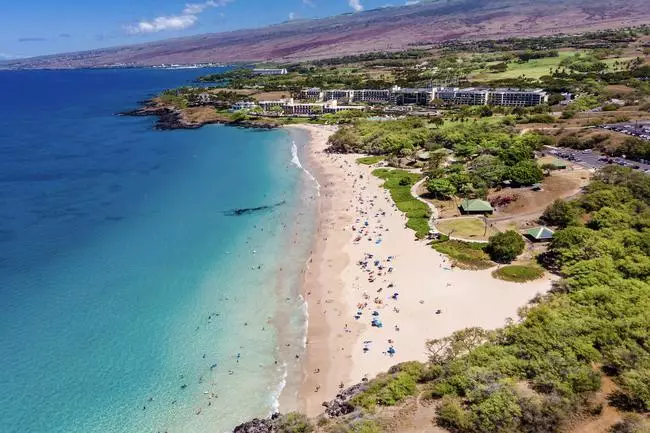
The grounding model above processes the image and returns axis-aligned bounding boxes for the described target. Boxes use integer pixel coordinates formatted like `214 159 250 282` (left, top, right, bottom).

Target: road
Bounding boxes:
544 146 650 173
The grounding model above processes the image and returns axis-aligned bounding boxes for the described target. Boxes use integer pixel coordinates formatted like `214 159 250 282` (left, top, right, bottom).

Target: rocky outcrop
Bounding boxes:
322 382 368 418
233 414 279 433
119 102 279 131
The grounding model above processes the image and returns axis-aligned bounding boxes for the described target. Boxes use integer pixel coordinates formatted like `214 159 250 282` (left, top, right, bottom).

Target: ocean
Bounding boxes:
0 69 317 432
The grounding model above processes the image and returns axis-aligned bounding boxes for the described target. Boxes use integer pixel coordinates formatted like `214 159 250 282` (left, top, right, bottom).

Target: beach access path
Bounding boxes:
287 124 554 417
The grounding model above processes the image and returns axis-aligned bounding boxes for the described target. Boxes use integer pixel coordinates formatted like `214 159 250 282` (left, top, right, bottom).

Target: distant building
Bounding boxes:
258 99 291 111
459 199 494 214
256 98 364 116
231 101 257 111
294 86 548 108
488 89 548 107
252 68 288 76
322 100 366 114
433 88 489 105
352 89 392 103
324 89 355 104
300 88 324 101
391 87 434 106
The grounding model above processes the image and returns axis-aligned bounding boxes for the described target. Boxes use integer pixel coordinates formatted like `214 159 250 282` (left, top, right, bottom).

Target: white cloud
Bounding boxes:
289 12 296 20
126 0 233 34
302 0 315 6
348 0 364 12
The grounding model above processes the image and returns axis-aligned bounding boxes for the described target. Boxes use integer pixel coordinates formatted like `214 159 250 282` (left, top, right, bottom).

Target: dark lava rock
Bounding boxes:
119 103 280 131
233 417 276 433
322 382 368 418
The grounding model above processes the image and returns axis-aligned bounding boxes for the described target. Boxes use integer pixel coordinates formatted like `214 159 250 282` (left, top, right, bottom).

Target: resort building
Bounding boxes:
433 88 490 105
231 101 258 111
459 199 494 215
322 100 366 114
252 68 288 76
300 88 324 101
323 89 355 103
255 98 365 116
258 99 291 111
352 89 392 103
390 87 435 106
487 89 549 107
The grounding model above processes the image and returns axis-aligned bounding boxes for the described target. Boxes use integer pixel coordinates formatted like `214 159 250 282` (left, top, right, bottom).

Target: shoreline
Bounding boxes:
286 124 555 418
120 103 281 131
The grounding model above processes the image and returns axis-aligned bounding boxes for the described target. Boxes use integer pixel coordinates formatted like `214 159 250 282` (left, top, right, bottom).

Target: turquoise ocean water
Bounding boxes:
0 69 316 432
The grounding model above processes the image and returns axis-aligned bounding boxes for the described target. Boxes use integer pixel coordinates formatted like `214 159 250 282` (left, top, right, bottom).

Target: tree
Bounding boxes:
427 178 457 200
426 327 490 365
470 155 507 187
507 160 544 186
540 199 580 228
486 231 525 263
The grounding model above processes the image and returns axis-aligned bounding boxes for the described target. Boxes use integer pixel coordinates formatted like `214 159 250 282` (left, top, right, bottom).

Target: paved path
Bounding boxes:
410 178 488 243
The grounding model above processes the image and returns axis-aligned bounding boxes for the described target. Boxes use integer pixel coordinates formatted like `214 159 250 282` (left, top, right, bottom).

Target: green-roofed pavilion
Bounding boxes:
459 198 494 214
526 226 554 242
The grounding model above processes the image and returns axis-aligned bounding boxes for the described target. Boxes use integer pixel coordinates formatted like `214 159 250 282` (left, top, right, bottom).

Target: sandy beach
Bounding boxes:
287 124 553 417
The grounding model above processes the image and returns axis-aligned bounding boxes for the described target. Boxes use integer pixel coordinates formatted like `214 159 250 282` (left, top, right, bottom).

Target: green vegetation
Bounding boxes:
435 218 497 240
431 239 493 269
492 264 545 283
316 165 647 432
350 371 418 410
372 169 430 239
540 199 581 228
276 413 314 433
356 156 386 165
486 230 526 263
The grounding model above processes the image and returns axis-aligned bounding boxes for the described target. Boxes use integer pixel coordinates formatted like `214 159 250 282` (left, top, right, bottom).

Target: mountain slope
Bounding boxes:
5 0 650 69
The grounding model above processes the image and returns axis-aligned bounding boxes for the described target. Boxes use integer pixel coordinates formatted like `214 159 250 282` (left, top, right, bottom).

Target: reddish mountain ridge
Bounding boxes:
5 0 650 69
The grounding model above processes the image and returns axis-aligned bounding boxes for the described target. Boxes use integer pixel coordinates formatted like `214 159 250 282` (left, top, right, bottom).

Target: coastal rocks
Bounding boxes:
233 416 277 433
322 382 368 418
119 101 280 131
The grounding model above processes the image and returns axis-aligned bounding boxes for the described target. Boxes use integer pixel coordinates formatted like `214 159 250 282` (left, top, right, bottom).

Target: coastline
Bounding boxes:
287 124 555 417
120 103 281 130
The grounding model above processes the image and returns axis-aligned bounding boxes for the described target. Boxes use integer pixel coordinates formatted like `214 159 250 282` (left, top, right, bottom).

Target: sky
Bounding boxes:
0 0 421 59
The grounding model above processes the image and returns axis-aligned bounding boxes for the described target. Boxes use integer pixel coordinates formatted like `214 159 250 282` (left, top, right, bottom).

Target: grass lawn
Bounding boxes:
492 264 545 283
357 155 386 165
372 168 431 239
436 217 499 241
474 51 635 81
431 239 493 270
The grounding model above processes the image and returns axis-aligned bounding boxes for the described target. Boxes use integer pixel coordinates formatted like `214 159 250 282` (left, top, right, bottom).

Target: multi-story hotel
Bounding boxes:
252 68 288 76
390 87 435 105
487 89 549 106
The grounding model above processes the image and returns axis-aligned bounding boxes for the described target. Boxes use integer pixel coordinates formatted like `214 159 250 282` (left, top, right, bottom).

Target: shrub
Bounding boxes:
609 414 650 433
486 231 525 263
276 413 314 433
350 372 417 410
540 199 581 228
437 396 472 430
492 265 544 282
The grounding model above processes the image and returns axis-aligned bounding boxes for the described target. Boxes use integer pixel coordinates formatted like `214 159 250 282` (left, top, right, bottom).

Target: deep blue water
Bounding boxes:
0 69 316 432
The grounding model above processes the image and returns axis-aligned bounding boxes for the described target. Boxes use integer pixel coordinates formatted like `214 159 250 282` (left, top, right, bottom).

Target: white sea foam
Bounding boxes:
291 140 320 196
298 294 309 349
270 362 288 415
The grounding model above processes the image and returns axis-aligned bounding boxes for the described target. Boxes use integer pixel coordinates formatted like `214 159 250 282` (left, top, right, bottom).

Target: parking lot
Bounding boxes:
600 121 650 141
544 147 650 174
